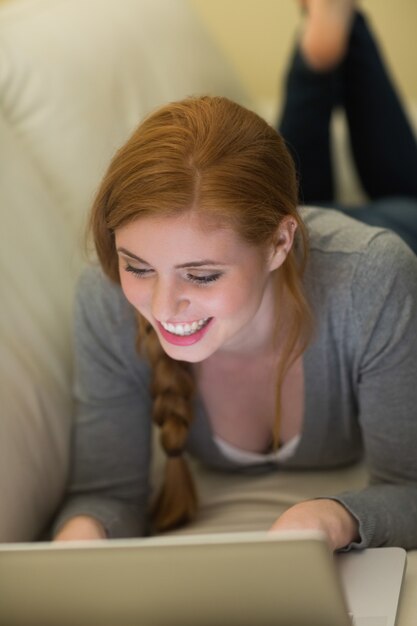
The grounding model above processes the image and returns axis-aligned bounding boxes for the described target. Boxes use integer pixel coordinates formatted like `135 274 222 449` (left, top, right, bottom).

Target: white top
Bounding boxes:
213 435 301 465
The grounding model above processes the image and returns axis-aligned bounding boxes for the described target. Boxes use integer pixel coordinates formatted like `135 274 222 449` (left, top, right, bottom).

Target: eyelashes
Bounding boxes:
124 264 222 286
188 273 222 285
124 265 151 278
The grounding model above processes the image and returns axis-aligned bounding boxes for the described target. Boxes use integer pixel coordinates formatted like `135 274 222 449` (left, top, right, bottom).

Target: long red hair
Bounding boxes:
89 96 312 531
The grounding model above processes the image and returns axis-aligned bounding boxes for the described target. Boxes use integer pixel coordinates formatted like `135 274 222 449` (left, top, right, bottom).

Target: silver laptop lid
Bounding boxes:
1 530 351 626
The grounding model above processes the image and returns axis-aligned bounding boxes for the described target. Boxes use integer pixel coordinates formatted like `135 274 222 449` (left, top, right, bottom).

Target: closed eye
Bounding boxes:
124 265 151 278
186 273 222 285
124 264 222 285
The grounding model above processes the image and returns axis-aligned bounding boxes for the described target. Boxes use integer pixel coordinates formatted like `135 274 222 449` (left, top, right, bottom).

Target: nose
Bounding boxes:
151 277 190 322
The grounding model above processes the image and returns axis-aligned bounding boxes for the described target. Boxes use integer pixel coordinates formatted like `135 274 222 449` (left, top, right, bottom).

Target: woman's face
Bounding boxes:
115 212 294 362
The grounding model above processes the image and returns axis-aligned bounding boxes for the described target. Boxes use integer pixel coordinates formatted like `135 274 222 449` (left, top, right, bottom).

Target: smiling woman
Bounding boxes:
86 95 311 531
51 94 417 552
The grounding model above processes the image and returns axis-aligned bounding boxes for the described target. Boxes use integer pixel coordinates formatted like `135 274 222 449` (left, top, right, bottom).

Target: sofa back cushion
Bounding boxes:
0 0 247 541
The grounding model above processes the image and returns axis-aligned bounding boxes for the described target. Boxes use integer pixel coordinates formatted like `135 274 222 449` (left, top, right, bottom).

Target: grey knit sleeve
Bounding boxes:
329 232 417 550
51 266 153 539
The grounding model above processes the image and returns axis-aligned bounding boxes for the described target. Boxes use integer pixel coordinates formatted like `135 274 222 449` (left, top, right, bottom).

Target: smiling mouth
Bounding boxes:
160 317 211 336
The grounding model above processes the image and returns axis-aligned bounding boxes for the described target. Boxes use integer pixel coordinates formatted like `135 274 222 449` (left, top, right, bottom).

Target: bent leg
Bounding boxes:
344 12 417 199
278 46 342 204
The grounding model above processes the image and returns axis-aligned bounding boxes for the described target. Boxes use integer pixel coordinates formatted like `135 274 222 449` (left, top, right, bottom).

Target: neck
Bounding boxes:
217 274 286 360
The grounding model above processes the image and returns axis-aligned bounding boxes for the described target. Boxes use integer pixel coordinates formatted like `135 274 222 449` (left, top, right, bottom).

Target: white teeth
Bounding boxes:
161 318 209 336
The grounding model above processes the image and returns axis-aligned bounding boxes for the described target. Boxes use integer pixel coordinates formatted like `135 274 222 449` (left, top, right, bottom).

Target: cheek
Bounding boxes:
209 277 259 318
119 274 150 312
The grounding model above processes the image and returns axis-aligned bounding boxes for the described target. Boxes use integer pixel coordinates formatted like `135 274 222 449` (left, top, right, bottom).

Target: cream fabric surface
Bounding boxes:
0 0 247 542
0 107 76 540
152 445 370 537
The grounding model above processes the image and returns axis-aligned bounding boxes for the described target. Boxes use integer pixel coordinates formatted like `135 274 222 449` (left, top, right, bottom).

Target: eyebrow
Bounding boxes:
116 247 228 269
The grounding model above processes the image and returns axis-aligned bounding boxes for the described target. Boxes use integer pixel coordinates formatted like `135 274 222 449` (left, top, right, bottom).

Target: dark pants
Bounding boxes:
278 11 417 254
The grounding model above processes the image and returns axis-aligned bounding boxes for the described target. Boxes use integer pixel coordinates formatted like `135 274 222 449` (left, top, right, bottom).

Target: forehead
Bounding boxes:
115 212 262 262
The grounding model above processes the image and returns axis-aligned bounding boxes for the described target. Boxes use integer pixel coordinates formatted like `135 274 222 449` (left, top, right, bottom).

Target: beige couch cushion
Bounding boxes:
0 108 76 541
0 0 247 542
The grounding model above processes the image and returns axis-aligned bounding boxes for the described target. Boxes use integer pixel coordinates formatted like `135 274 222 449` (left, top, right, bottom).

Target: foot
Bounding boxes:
299 0 355 71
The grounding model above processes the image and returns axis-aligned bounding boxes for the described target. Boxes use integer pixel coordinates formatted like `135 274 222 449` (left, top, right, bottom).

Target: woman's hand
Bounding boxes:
53 515 107 541
269 498 360 551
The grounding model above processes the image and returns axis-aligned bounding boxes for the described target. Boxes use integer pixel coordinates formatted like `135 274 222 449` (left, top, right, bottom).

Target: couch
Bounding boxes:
1 1 416 623
0 0 249 543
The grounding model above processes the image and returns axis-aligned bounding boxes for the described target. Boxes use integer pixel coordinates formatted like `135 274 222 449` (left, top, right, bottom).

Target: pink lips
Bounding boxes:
157 318 213 346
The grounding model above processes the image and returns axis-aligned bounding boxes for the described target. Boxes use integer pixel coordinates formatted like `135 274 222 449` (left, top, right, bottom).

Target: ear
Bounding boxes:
267 216 298 272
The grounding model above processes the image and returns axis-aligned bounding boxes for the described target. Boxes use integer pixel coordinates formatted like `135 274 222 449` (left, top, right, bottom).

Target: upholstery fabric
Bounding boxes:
0 0 247 542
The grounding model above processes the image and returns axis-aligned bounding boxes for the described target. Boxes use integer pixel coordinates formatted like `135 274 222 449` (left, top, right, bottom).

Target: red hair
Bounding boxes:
89 96 312 531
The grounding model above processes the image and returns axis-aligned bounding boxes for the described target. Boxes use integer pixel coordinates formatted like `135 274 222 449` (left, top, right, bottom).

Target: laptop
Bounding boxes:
0 529 406 626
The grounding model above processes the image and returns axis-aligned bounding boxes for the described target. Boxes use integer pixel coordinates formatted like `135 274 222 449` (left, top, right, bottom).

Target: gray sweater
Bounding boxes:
52 207 417 549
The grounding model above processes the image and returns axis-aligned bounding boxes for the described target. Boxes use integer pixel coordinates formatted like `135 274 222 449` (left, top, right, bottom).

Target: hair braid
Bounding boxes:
136 313 198 531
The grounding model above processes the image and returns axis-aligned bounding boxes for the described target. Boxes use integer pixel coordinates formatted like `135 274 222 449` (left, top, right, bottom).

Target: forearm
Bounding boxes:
51 495 148 540
329 483 417 550
271 481 417 551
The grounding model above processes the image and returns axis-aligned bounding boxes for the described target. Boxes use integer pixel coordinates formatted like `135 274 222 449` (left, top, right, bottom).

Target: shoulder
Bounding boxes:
300 205 417 291
73 266 152 409
74 264 142 368
300 207 417 352
300 205 404 255
75 264 135 327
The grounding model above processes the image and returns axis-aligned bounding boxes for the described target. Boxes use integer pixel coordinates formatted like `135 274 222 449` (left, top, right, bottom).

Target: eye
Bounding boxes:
186 273 222 285
124 264 152 278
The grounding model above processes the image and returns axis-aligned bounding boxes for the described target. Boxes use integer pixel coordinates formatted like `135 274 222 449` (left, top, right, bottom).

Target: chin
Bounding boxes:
161 344 210 364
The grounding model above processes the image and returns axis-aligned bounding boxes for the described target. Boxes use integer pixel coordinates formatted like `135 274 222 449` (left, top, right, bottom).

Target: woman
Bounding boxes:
51 90 417 551
279 3 417 254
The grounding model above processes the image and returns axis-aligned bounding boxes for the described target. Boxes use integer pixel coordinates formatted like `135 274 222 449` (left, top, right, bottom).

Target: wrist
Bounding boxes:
322 499 360 550
270 498 360 551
